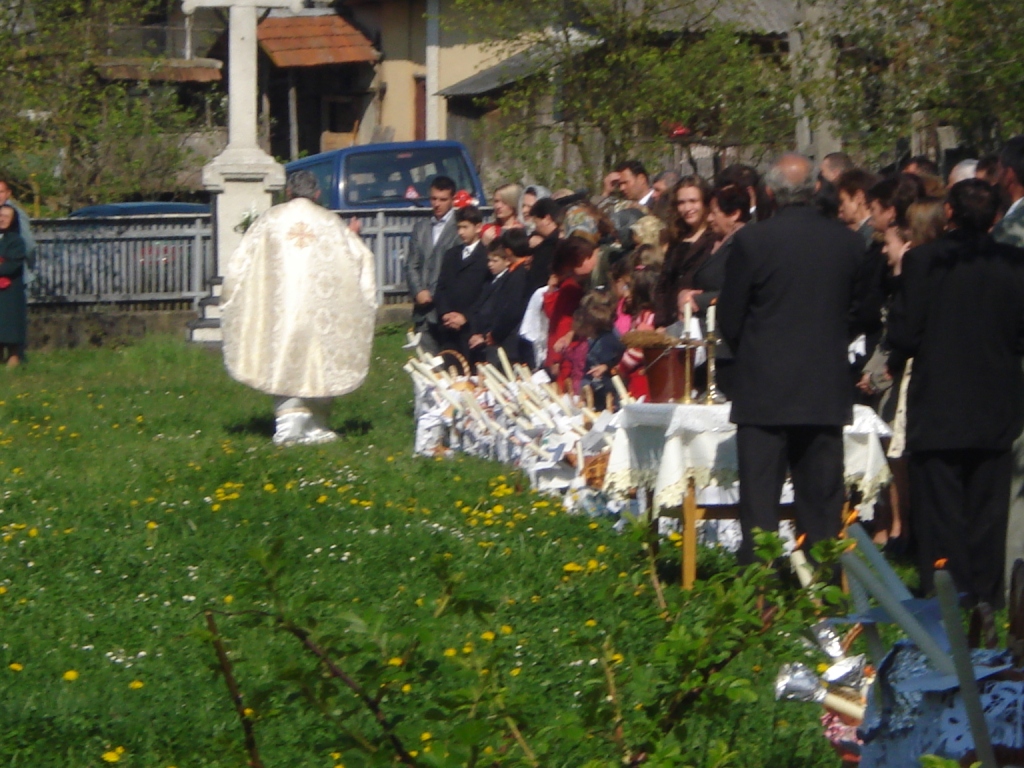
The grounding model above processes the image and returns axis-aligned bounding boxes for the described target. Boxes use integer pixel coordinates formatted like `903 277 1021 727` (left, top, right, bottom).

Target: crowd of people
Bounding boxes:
407 143 1024 609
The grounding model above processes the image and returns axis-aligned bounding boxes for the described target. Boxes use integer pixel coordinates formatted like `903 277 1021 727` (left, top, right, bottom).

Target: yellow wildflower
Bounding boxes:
0 586 7 595
28 528 37 538
563 562 584 573
387 657 404 667
401 683 412 693
9 663 23 671
421 732 432 742
510 667 522 677
243 707 255 717
223 595 234 605
316 495 328 504
610 653 624 664
101 751 121 763
585 619 597 627
146 521 158 530
129 680 144 689
596 545 608 554
443 648 457 657
480 631 496 642
62 670 79 681
500 625 513 635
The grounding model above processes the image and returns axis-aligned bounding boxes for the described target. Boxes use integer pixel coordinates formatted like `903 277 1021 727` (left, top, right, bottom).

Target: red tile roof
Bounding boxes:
258 15 379 68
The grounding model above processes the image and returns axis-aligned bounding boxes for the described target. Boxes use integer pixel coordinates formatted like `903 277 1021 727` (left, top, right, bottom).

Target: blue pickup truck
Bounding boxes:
284 140 486 211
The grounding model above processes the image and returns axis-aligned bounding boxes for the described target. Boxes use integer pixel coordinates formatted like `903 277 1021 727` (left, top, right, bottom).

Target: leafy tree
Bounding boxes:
0 0 206 214
448 0 795 189
816 0 1024 165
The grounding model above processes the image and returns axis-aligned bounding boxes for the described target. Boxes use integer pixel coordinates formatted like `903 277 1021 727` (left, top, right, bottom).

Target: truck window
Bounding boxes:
344 147 475 206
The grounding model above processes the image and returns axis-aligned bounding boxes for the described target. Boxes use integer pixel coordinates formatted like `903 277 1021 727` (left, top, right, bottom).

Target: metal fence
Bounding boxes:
28 207 487 307
29 215 214 305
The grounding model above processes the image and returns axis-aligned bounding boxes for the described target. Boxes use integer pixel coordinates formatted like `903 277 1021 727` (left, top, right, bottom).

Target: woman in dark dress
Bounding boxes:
0 205 27 367
654 175 716 327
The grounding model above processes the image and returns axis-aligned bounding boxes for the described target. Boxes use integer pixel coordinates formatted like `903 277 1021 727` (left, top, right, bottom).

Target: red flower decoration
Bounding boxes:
0 277 11 290
452 190 475 209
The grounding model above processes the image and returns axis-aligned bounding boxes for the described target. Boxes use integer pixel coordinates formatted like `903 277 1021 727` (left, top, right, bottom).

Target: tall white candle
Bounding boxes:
706 304 716 335
683 300 692 337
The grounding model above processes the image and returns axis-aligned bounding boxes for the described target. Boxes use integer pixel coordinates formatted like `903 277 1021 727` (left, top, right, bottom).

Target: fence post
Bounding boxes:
193 216 204 299
375 211 385 308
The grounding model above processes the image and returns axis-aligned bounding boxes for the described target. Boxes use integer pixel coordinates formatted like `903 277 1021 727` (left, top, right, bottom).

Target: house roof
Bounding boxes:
258 12 379 68
440 0 796 100
95 57 223 82
438 48 552 97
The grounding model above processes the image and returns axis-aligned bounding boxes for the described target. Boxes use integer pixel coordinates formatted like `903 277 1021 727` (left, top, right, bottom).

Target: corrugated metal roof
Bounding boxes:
438 48 552 97
440 1 796 99
258 14 379 68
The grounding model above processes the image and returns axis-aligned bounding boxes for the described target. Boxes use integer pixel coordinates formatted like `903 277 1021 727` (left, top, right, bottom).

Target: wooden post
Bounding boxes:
682 478 701 589
288 69 299 161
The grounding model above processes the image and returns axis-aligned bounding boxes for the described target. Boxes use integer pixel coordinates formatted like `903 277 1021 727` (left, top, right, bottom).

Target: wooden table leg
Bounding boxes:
682 478 700 590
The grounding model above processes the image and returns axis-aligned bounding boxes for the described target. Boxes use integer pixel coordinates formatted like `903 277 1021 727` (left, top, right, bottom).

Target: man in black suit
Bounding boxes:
526 197 562 296
718 154 867 564
405 176 461 352
888 180 1024 607
433 205 491 358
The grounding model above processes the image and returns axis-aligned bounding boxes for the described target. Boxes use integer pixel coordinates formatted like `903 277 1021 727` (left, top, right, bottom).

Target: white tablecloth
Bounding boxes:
603 403 892 518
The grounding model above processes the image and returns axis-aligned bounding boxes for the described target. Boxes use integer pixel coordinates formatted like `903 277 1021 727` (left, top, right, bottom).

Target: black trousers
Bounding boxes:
909 449 1011 608
736 424 845 565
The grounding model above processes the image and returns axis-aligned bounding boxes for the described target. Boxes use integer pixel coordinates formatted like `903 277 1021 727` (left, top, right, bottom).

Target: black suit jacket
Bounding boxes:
471 265 529 357
718 206 865 426
434 242 491 319
888 231 1024 451
526 232 559 296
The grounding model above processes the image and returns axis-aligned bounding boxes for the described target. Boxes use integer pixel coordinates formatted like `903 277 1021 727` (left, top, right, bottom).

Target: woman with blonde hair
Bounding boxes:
482 183 524 245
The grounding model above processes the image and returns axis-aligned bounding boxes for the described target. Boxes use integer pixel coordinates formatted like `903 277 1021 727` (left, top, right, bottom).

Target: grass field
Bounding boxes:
0 328 838 768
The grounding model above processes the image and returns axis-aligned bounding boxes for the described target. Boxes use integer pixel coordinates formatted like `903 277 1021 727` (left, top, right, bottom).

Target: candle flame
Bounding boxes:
845 510 860 526
795 534 807 548
934 558 948 569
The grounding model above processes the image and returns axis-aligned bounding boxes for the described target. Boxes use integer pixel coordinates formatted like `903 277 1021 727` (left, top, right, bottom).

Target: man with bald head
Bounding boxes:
719 153 867 564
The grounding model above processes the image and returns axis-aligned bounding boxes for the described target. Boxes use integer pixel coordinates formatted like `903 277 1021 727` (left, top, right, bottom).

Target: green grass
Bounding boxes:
0 329 837 768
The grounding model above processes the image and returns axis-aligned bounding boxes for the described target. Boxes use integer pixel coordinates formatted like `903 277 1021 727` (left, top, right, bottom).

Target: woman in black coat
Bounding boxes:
0 205 27 367
680 184 751 398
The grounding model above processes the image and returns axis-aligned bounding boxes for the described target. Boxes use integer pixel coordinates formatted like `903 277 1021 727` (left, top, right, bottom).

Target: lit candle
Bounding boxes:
789 534 814 588
706 303 716 335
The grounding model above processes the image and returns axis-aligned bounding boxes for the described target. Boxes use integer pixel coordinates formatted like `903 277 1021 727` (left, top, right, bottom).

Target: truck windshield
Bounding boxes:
344 147 476 206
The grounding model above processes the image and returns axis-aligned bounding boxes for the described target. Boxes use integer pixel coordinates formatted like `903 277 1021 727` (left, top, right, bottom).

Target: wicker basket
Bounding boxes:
583 451 610 488
438 349 472 377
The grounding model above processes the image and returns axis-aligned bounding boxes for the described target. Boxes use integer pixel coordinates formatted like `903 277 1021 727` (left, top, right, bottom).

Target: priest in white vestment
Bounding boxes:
220 170 378 445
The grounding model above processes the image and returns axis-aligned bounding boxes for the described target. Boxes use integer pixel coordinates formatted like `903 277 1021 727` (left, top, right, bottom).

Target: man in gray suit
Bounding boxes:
994 136 1024 593
406 175 460 353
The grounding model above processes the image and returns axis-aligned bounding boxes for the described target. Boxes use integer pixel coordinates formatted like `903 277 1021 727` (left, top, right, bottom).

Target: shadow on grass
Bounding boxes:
225 417 373 438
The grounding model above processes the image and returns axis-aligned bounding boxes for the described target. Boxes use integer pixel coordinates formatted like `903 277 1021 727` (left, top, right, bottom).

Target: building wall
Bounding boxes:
343 0 502 143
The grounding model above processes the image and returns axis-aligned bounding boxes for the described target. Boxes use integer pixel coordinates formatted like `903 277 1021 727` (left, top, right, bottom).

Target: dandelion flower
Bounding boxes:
596 545 608 554
316 495 328 504
420 732 432 742
563 562 584 573
146 521 158 530
585 619 597 627
0 586 7 595
401 683 412 693
586 559 599 572
28 528 38 538
387 657 404 667
101 751 121 763
480 631 496 642
62 670 79 681
610 653 624 664
263 483 276 492
223 595 234 605
500 625 513 635
9 663 22 672
510 667 522 677
243 707 255 717
129 680 144 689
443 648 457 657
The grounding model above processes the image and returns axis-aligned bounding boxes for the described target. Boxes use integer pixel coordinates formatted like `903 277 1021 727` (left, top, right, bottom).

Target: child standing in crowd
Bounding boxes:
544 236 598 385
467 237 529 368
609 258 633 336
617 262 660 399
433 205 489 357
577 292 625 409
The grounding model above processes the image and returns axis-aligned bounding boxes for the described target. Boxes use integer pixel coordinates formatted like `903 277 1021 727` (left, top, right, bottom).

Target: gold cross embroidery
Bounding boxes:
287 222 316 248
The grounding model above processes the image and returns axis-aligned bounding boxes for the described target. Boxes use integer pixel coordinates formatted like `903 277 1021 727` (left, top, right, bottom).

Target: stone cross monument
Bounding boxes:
182 0 303 273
